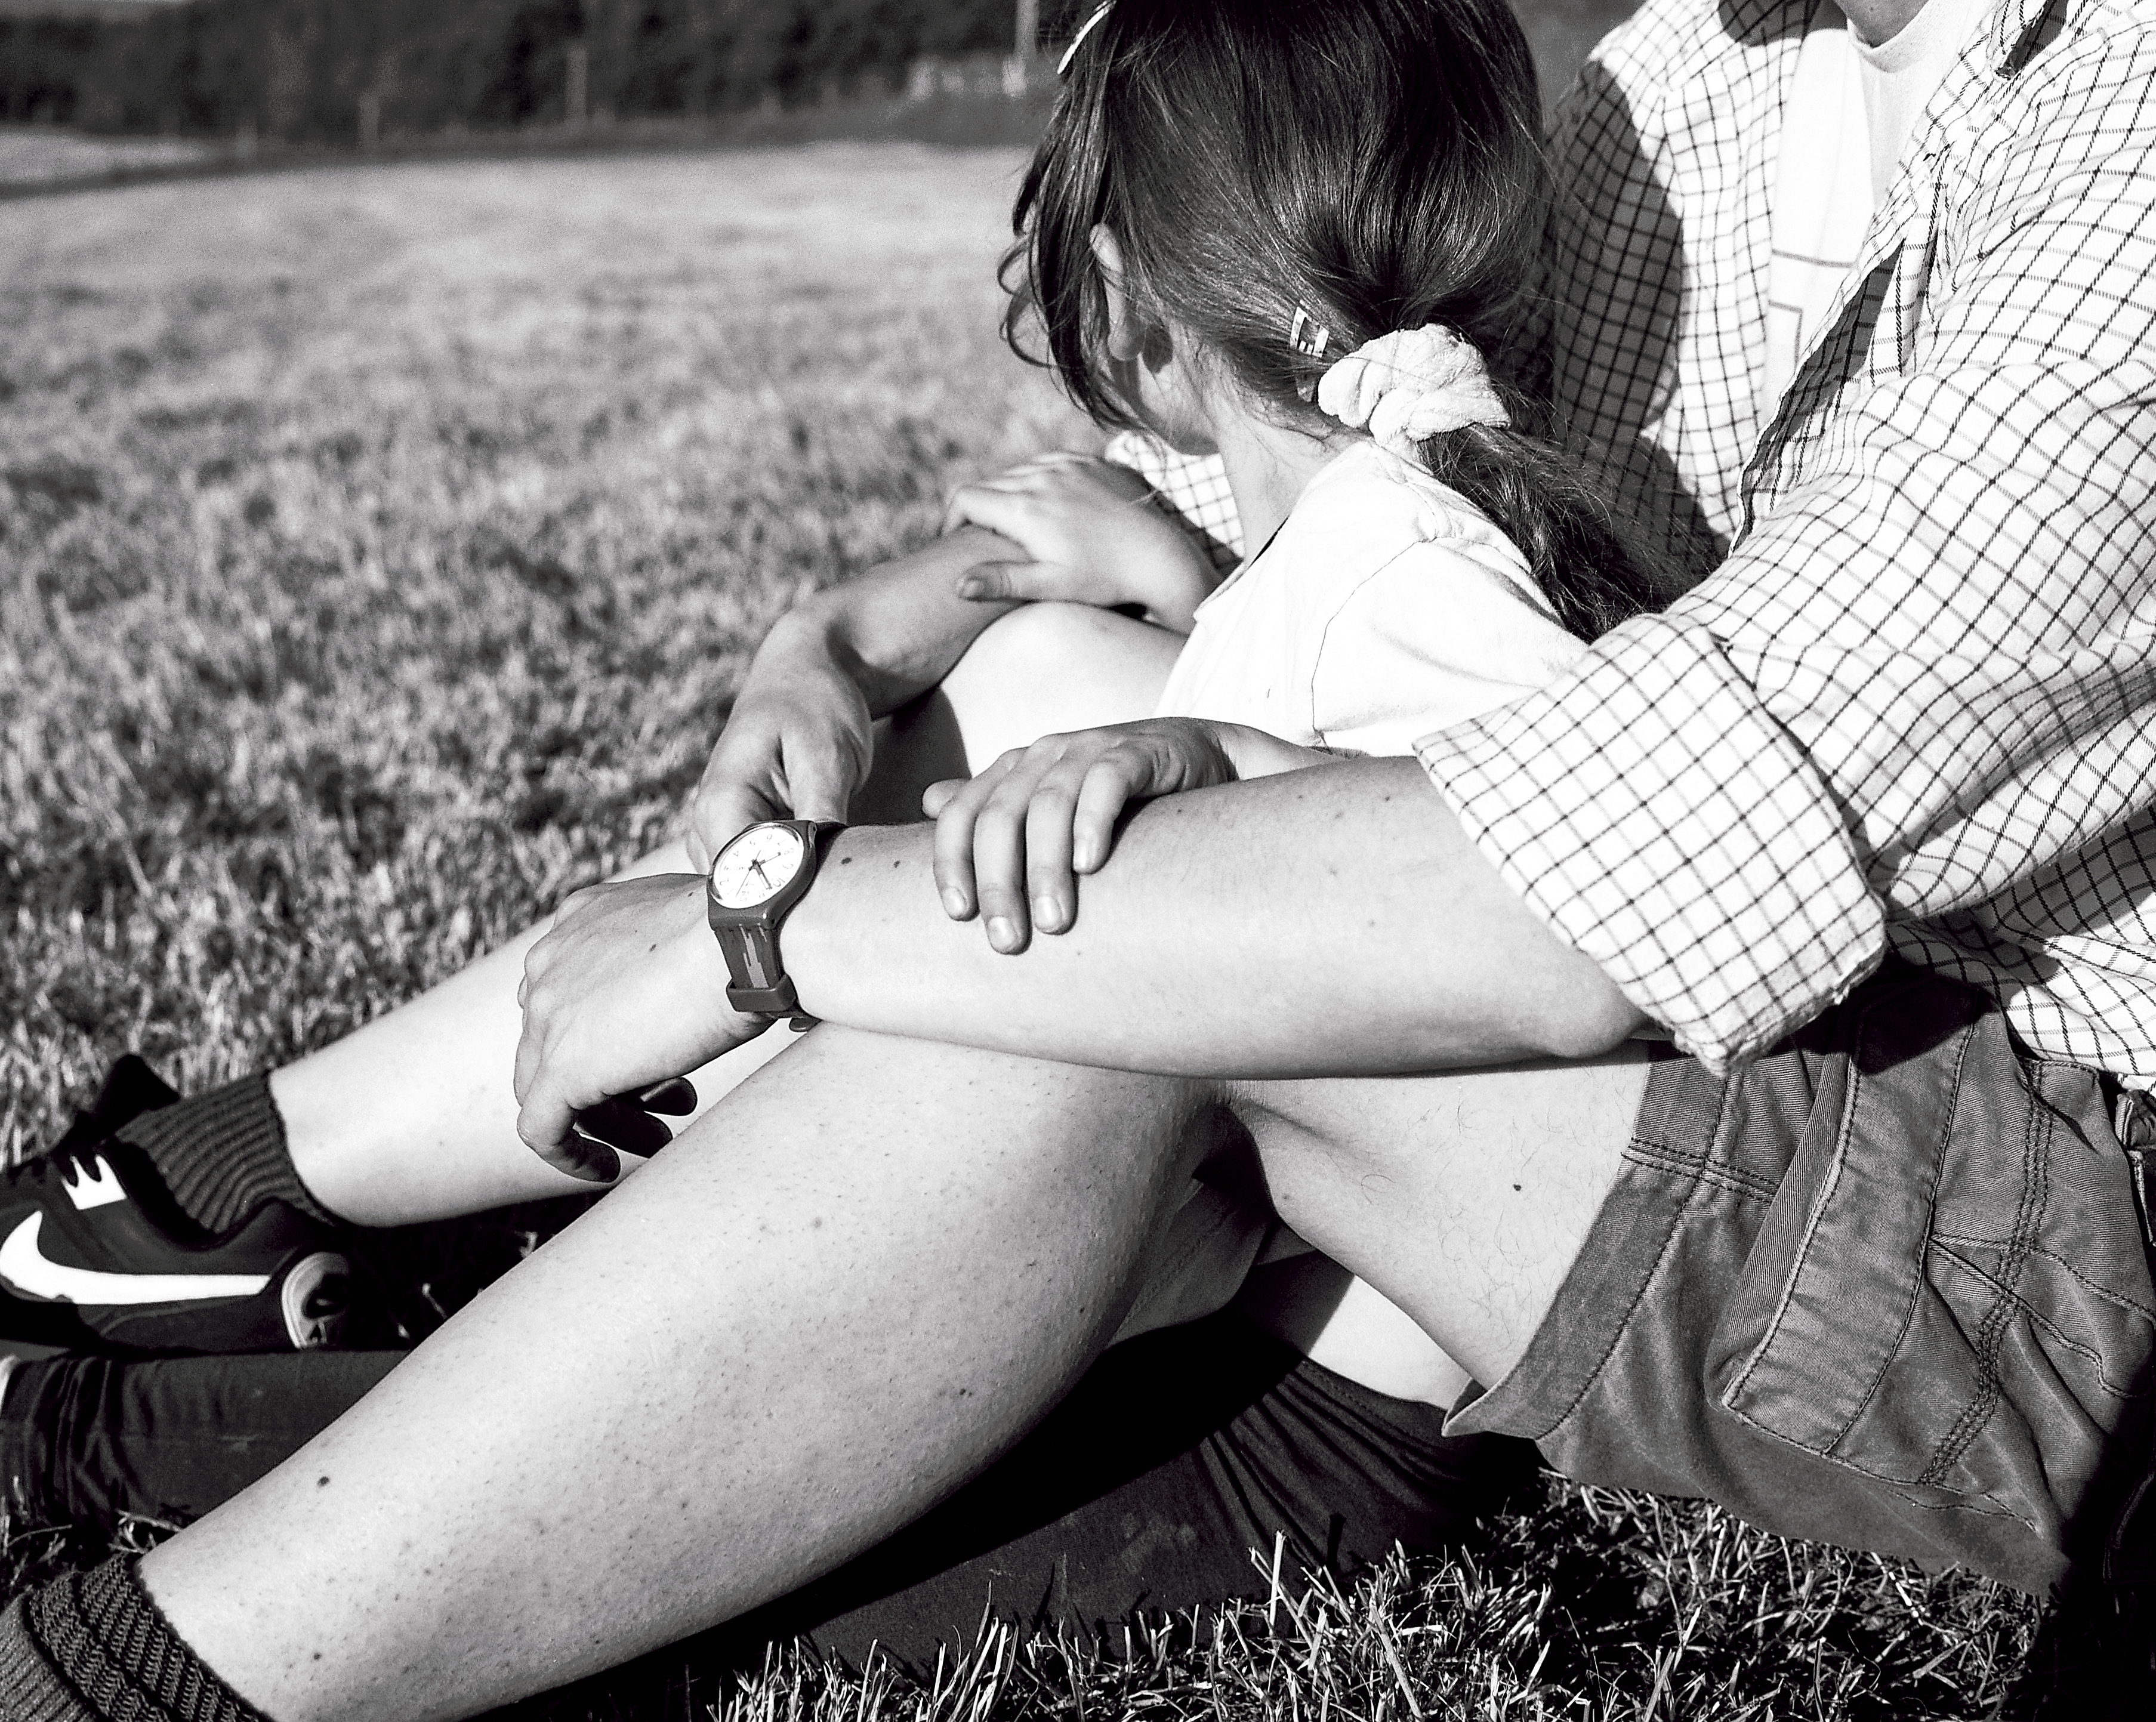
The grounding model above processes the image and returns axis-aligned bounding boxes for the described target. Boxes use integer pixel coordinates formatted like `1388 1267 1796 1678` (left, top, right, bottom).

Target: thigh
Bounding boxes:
141 1027 1224 1718
1228 1048 1652 1390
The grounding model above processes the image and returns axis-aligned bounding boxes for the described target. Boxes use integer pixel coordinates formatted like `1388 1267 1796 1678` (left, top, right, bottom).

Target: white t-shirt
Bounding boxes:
1152 440 1581 752
1758 0 1989 419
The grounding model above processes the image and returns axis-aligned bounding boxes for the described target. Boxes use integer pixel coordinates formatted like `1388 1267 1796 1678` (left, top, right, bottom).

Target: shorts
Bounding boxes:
1449 961 2156 1594
2 1310 1535 1671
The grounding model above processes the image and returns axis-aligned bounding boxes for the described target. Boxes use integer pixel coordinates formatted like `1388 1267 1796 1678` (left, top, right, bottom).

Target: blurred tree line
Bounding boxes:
0 0 1081 138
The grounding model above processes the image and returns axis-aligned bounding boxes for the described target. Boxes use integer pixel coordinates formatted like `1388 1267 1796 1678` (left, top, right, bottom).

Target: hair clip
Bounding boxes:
1289 304 1331 359
1289 304 1331 400
1057 4 1115 77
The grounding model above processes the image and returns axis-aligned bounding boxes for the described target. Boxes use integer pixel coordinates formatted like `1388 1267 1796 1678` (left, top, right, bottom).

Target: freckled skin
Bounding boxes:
141 1021 1642 1722
134 619 1646 1718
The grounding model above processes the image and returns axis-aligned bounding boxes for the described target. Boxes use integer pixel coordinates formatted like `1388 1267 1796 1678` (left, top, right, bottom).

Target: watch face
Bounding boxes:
710 823 808 909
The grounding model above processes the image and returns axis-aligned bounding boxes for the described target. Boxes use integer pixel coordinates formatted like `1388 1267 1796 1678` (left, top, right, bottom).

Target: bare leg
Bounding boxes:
138 1034 1641 1721
1229 1050 1650 1387
146 1029 1223 1720
273 604 1185 1226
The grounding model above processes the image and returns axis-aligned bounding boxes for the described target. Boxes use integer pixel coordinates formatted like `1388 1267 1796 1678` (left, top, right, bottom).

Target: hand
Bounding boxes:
921 718 1243 953
563 1078 698 1184
943 453 1218 631
514 874 768 1174
686 618 874 872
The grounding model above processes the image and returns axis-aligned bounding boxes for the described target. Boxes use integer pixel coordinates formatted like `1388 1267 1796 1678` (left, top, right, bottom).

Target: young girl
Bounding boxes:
927 0 1667 951
921 0 1671 1399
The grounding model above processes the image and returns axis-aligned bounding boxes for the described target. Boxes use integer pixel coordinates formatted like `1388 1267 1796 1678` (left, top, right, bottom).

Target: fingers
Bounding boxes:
514 1083 590 1177
1071 752 1144 873
1021 769 1082 934
930 759 995 930
968 763 1037 951
942 478 1026 541
562 1127 622 1183
778 737 862 826
920 777 963 819
521 1083 691 1184
954 561 1064 604
954 563 1015 602
690 777 782 877
690 735 865 867
930 747 1046 950
633 1076 698 1115
573 1097 674 1156
927 736 1114 952
926 722 1216 954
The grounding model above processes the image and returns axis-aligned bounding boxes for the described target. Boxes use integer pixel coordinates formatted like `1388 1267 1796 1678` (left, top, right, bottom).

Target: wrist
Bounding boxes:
772 825 880 1026
705 820 847 1026
754 604 848 677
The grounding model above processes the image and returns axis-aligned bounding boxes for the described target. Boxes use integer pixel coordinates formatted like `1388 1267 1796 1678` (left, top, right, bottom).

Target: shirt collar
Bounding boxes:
1988 0 2069 74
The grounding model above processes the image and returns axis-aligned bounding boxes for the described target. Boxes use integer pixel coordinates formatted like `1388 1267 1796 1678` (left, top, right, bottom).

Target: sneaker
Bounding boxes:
0 1141 356 1354
37 1053 180 1165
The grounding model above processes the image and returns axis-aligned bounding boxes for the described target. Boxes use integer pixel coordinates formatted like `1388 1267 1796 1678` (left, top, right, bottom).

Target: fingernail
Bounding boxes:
986 915 1019 951
565 1128 621 1184
956 577 983 598
942 887 971 919
563 1150 618 1184
1034 895 1064 932
633 1077 698 1116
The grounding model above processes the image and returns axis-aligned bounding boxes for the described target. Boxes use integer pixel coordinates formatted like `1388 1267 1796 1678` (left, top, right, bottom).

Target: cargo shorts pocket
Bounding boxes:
1704 974 2156 1535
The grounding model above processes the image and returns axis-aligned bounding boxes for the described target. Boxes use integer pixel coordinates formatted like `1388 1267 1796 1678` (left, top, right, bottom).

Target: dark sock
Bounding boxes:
0 1600 91 1722
0 1557 267 1722
116 1073 336 1233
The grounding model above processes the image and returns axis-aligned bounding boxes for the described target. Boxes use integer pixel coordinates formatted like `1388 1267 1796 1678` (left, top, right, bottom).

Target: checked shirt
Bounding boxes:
1135 0 2156 1080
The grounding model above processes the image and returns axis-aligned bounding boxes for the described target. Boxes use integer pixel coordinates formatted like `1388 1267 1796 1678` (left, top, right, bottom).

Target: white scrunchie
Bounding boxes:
1315 325 1510 454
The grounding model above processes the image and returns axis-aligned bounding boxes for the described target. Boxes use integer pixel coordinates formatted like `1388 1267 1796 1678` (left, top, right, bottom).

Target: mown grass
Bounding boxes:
0 146 2051 1718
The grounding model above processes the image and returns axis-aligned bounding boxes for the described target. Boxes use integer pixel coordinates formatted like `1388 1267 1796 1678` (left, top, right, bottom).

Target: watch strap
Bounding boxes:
712 923 800 1016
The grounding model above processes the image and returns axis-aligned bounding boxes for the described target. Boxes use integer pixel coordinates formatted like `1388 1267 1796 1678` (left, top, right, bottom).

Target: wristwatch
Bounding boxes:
705 819 846 1023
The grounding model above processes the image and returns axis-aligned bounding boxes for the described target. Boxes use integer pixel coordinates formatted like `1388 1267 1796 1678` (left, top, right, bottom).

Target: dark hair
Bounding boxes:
1004 0 1673 640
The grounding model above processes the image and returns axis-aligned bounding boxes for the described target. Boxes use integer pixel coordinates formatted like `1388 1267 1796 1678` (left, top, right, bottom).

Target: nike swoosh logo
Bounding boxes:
0 1214 269 1306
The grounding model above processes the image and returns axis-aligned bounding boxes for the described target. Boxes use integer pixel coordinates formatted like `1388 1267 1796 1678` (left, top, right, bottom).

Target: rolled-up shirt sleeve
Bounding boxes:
1417 617 1885 1064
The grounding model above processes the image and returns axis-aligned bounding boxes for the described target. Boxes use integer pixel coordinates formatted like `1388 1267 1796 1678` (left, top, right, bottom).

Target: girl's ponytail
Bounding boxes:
1305 322 1675 640
1007 0 1687 638
1418 415 1676 643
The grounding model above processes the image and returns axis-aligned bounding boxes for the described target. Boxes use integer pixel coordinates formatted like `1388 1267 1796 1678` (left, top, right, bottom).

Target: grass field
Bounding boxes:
0 144 2048 1718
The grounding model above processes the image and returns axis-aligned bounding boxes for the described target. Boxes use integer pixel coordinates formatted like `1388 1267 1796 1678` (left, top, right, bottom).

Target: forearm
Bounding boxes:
782 526 1028 715
788 757 1644 1076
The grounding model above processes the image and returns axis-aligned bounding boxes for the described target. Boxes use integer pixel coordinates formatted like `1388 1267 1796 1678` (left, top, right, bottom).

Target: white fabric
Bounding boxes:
1758 3 1873 421
1315 326 1510 454
1758 0 1988 422
1851 0 1992 197
1152 442 1580 755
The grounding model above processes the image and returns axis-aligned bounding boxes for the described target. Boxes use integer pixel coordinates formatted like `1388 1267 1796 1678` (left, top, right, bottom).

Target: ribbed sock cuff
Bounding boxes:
20 1559 268 1722
0 1596 97 1722
119 1073 334 1233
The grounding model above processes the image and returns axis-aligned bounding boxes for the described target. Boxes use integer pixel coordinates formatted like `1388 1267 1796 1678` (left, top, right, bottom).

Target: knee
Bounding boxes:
941 603 1179 763
946 601 1146 695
